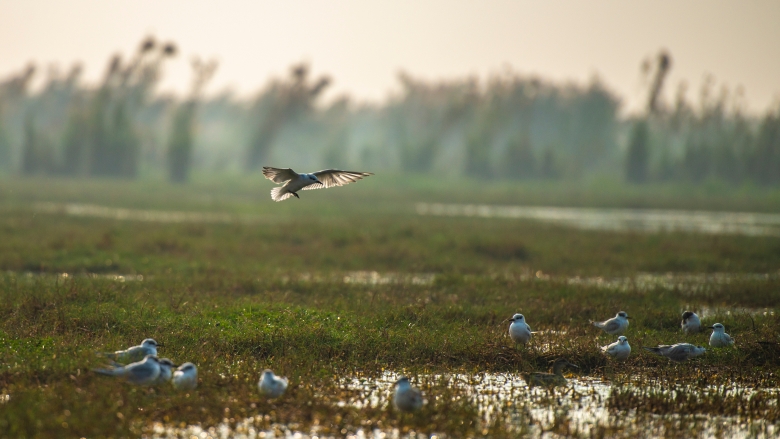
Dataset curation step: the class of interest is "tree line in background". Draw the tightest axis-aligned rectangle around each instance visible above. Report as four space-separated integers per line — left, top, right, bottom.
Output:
0 38 778 186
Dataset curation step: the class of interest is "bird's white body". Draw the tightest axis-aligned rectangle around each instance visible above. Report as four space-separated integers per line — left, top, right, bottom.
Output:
509 314 532 345
93 354 161 385
393 377 423 412
681 311 701 334
644 343 706 362
258 370 288 398
262 167 373 202
100 338 159 364
709 323 734 347
592 311 630 335
154 358 175 385
602 336 631 360
172 363 198 390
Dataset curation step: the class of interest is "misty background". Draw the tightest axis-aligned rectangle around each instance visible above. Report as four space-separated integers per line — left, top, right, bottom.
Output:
0 1 778 186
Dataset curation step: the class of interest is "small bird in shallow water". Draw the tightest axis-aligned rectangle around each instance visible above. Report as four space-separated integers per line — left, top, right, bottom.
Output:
523 359 579 388
258 369 288 398
154 358 175 385
93 354 161 385
262 167 373 202
602 335 631 360
99 338 161 364
681 311 701 334
591 311 630 335
508 313 532 347
708 323 735 347
172 362 198 390
643 343 706 362
393 377 424 412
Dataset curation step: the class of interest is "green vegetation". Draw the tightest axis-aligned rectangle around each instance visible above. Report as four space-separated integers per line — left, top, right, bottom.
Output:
1 177 779 437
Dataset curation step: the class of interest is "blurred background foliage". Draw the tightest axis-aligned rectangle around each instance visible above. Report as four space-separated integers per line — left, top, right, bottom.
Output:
0 37 778 185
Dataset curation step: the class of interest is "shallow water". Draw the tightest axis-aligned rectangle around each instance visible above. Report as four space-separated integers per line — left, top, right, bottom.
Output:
149 371 779 438
416 203 780 237
33 202 267 224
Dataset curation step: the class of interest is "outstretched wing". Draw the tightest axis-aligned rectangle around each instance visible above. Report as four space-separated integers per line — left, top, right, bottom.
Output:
302 169 374 190
262 167 298 184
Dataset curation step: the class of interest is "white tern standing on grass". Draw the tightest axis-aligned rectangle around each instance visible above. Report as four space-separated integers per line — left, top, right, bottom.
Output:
508 314 532 347
681 311 701 334
643 343 706 362
258 369 288 398
602 336 631 360
393 377 424 412
709 323 735 347
99 338 161 364
591 311 630 335
262 167 374 201
172 363 198 390
92 354 161 385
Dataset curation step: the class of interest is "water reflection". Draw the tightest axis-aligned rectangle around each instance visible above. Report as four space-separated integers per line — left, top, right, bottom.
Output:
33 202 266 224
150 371 778 438
417 203 780 237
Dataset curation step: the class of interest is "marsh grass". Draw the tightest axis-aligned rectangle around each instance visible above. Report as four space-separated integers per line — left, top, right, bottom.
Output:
1 177 779 437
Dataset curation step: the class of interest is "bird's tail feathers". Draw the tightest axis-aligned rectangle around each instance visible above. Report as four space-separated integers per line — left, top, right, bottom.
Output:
97 351 117 360
92 367 121 376
271 187 294 202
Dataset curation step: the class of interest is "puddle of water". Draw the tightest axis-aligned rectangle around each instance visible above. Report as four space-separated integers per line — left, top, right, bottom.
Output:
32 202 266 224
150 372 779 438
342 271 436 286
416 203 780 237
3 271 144 282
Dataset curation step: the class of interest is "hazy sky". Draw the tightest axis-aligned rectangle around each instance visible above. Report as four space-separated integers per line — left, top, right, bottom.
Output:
1 0 778 113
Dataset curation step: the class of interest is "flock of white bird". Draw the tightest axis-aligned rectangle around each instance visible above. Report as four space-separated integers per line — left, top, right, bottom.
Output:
91 310 732 413
511 310 734 364
91 339 418 411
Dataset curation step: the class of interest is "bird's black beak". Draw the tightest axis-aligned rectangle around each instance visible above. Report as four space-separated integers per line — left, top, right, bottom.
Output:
626 317 632 319
569 363 579 368
708 326 714 329
157 343 164 348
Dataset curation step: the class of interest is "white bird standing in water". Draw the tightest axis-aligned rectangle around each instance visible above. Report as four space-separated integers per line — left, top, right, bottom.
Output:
643 343 706 362
681 311 701 334
602 336 631 360
92 354 161 385
258 369 288 398
262 167 374 202
591 311 630 335
393 377 423 412
508 314 532 347
709 323 735 347
172 363 198 390
154 358 175 385
98 338 161 364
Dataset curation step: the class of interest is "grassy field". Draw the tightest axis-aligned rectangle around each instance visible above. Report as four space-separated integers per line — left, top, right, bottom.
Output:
1 175 779 438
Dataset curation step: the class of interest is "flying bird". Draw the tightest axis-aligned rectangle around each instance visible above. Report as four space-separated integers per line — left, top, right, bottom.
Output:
261 167 373 201
681 311 701 334
523 359 578 388
643 343 706 362
708 323 735 347
591 311 630 335
602 335 631 360
508 313 532 347
98 338 161 364
393 376 424 412
258 369 288 398
172 362 198 390
92 354 162 385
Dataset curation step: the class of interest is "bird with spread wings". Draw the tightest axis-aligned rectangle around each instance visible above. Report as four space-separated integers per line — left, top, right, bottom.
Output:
262 167 373 201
